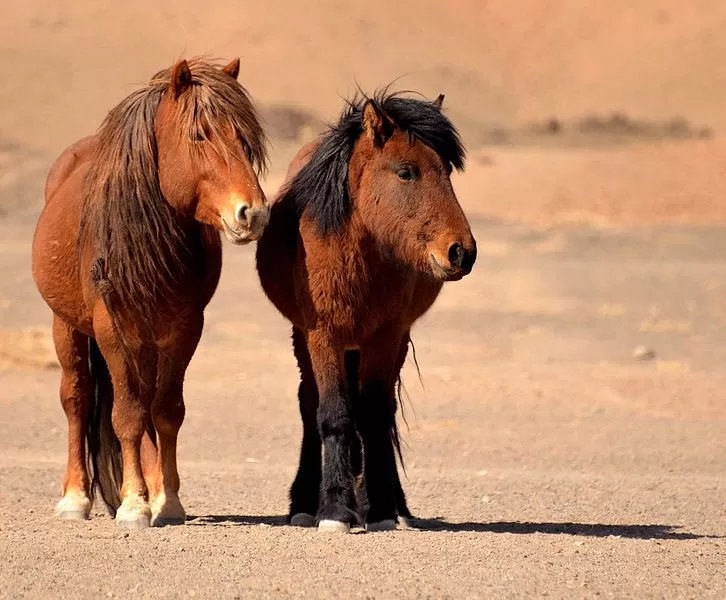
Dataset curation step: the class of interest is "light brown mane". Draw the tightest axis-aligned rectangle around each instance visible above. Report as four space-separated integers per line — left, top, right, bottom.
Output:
79 58 267 328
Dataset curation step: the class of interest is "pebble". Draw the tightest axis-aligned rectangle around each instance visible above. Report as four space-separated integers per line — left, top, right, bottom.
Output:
633 345 656 361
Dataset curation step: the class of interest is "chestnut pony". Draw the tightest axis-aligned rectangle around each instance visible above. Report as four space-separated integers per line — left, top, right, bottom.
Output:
256 91 476 532
32 58 268 529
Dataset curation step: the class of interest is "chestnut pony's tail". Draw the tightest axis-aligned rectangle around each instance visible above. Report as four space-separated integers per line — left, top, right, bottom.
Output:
86 336 123 515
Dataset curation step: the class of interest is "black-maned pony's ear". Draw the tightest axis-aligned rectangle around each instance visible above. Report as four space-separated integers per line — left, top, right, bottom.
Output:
362 99 394 148
433 93 445 109
222 58 241 80
171 59 193 100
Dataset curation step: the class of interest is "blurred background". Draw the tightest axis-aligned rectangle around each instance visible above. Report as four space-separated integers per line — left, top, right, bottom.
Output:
2 0 726 225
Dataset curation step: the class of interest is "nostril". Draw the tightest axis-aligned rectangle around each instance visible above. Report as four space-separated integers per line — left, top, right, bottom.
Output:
448 243 465 269
235 203 249 225
462 244 477 272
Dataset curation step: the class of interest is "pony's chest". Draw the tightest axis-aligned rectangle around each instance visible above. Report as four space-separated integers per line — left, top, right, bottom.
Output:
305 252 415 333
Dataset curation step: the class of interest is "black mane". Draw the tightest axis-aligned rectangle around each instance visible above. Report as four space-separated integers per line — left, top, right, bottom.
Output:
285 90 466 235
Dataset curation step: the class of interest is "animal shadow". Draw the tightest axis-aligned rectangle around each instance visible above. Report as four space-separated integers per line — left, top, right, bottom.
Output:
185 515 717 540
186 515 289 527
409 518 717 540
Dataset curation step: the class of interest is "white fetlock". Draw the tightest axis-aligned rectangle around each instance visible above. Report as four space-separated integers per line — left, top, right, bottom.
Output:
317 519 351 533
55 492 91 520
366 519 397 532
115 493 151 529
290 513 316 527
149 493 186 527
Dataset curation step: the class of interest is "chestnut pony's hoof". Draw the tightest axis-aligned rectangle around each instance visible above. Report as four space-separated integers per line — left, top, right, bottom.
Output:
115 494 151 530
55 493 91 521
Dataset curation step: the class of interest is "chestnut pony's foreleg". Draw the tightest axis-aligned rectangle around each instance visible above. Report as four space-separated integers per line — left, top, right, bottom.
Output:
95 314 156 529
307 329 357 532
147 314 203 527
52 316 93 520
289 327 321 526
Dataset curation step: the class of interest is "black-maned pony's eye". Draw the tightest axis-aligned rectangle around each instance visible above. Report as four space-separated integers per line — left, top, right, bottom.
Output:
396 164 417 181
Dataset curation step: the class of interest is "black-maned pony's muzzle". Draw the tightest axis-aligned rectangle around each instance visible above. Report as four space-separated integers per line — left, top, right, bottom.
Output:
430 238 477 281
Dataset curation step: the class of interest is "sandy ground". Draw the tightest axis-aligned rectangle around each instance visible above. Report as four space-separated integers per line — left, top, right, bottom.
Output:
1 1 725 598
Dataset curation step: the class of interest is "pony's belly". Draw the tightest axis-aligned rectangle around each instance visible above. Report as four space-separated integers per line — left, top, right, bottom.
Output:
32 205 92 333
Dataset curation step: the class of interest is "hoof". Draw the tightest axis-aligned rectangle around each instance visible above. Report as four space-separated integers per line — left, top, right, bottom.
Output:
115 494 151 530
290 513 316 527
57 509 90 521
151 516 185 527
116 515 151 530
318 519 351 533
150 493 185 528
55 493 91 521
366 519 397 532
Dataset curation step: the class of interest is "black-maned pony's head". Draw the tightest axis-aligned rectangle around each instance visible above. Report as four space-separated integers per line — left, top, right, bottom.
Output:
286 90 476 281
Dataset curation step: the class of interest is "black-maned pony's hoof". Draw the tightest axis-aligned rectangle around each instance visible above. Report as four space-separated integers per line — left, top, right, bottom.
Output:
316 502 359 532
290 513 316 527
318 520 351 533
366 519 397 532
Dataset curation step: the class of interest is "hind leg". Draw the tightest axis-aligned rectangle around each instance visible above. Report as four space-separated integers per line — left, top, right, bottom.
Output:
147 316 204 527
52 316 93 520
289 327 321 527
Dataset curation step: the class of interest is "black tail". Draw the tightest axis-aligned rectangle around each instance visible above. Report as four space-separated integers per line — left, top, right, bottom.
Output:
87 337 123 516
392 334 422 474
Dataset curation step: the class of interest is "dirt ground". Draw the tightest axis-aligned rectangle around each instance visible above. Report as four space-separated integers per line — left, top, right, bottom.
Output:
1 2 725 599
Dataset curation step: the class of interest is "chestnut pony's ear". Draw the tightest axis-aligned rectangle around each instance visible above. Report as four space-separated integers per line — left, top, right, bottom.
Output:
361 99 394 148
171 59 193 99
433 93 445 109
222 58 240 80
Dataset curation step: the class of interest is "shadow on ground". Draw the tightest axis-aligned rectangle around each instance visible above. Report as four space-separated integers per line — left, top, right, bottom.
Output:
186 515 717 540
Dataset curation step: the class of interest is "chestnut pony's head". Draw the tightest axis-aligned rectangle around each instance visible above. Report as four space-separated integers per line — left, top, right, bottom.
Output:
151 57 269 243
80 58 268 320
287 91 475 281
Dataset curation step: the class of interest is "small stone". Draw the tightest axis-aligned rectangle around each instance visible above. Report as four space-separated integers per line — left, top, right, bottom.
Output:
633 346 655 361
